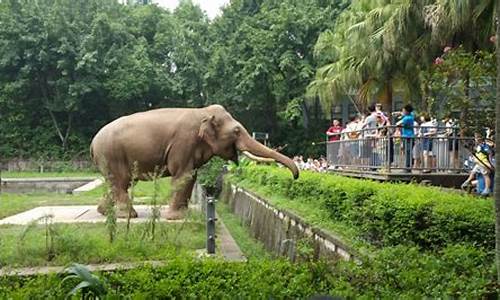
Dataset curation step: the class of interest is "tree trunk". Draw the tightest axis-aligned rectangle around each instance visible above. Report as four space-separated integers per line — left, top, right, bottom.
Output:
301 101 309 129
377 80 393 113
460 73 471 137
495 3 500 285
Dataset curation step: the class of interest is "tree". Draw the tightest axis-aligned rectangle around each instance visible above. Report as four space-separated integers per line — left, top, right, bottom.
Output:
310 0 437 114
495 0 500 285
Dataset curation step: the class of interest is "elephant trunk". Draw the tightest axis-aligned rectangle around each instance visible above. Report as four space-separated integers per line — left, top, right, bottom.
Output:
236 133 299 179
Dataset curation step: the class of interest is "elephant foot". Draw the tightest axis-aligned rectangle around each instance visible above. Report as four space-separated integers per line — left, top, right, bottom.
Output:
97 203 107 216
116 204 138 219
163 206 186 220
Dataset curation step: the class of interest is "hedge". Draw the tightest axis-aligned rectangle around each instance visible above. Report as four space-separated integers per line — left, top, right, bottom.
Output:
229 164 494 250
0 252 496 299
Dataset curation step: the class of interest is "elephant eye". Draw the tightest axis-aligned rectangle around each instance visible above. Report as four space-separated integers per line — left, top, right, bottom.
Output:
234 127 241 135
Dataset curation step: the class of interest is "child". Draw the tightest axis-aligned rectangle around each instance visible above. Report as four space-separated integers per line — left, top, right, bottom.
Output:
461 133 493 196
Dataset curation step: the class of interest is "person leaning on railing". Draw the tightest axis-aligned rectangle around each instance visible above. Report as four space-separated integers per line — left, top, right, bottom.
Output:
326 119 342 142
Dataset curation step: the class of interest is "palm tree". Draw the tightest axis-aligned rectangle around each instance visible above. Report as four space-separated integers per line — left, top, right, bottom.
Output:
309 0 436 115
424 0 497 132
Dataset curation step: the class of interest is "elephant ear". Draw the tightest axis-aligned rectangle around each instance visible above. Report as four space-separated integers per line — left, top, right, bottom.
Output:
198 115 219 152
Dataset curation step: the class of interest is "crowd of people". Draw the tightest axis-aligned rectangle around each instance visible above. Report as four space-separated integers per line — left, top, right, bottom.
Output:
324 103 496 196
292 156 330 173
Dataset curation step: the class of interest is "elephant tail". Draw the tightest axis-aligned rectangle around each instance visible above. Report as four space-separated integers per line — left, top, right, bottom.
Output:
89 140 96 165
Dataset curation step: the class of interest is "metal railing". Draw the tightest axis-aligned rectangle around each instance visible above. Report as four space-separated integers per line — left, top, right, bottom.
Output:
326 125 473 173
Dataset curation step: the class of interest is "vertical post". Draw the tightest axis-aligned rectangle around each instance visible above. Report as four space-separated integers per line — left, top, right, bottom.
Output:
206 196 216 254
386 126 391 173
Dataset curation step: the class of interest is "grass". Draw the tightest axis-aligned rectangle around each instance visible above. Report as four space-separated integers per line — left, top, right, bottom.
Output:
0 178 173 219
225 174 368 251
227 164 493 253
0 221 206 268
2 171 99 178
216 201 270 259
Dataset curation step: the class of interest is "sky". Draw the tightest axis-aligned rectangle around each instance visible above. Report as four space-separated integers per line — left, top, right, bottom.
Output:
154 0 230 19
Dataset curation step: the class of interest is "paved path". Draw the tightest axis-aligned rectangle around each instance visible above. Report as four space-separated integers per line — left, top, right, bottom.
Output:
0 261 166 276
0 205 199 225
217 217 246 262
72 178 104 193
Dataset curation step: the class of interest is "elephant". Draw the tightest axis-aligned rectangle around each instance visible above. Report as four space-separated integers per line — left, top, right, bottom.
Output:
90 104 299 219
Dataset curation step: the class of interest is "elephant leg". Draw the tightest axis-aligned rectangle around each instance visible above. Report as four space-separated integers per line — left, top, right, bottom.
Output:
97 193 111 216
164 171 196 220
115 182 138 218
97 176 138 218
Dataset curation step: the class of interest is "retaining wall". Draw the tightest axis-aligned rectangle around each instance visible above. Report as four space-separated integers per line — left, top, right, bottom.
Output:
1 178 95 194
220 181 356 261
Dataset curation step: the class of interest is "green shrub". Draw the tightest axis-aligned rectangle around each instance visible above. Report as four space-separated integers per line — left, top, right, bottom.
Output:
197 157 227 195
0 253 496 298
229 165 494 250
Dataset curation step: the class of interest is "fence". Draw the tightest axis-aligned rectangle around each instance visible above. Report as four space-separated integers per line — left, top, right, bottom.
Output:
326 125 474 173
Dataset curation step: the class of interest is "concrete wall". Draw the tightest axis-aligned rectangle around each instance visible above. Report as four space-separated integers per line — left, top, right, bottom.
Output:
1 178 94 194
220 181 356 262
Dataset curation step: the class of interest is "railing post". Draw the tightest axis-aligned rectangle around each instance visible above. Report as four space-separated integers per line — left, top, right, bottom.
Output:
386 126 391 173
206 196 216 254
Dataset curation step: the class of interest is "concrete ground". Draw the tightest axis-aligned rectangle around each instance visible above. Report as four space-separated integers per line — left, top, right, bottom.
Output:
0 205 197 225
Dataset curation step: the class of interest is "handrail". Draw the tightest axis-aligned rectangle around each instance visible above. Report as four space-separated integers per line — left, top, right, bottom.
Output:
325 126 473 173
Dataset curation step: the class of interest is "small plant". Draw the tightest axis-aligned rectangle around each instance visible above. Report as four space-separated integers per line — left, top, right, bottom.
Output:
296 237 315 262
197 157 226 195
61 263 107 299
127 161 140 237
19 214 58 261
142 166 163 241
103 181 117 243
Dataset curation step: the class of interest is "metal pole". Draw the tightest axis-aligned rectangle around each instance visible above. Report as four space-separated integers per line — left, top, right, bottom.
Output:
206 196 216 254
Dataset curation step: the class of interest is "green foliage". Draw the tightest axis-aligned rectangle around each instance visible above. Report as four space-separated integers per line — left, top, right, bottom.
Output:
196 157 226 195
0 252 496 298
423 46 495 132
62 263 107 299
230 165 494 250
0 0 345 160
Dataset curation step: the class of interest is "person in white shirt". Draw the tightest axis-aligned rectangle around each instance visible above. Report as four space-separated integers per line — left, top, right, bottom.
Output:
420 114 437 172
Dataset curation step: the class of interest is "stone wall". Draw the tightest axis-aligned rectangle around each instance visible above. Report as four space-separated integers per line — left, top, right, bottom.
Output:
220 181 357 261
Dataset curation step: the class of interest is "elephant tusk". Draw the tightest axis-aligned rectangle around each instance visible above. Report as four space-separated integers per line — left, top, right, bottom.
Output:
241 151 275 163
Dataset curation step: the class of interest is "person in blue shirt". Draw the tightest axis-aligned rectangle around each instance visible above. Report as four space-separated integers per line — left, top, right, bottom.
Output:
396 104 415 172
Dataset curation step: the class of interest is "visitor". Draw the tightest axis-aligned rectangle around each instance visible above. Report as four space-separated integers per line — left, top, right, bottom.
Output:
375 103 389 124
412 116 422 170
326 119 343 142
362 105 378 167
461 133 493 196
444 116 460 172
420 114 437 173
374 113 388 166
345 115 362 165
396 104 415 172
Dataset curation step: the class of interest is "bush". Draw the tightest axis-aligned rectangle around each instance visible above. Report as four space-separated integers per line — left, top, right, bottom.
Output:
197 157 227 196
229 165 494 250
0 254 496 298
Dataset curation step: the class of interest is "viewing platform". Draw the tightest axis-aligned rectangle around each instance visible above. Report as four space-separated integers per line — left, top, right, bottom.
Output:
325 125 477 188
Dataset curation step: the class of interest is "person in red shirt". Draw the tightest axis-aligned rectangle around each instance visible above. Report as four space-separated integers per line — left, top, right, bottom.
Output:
326 119 342 142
